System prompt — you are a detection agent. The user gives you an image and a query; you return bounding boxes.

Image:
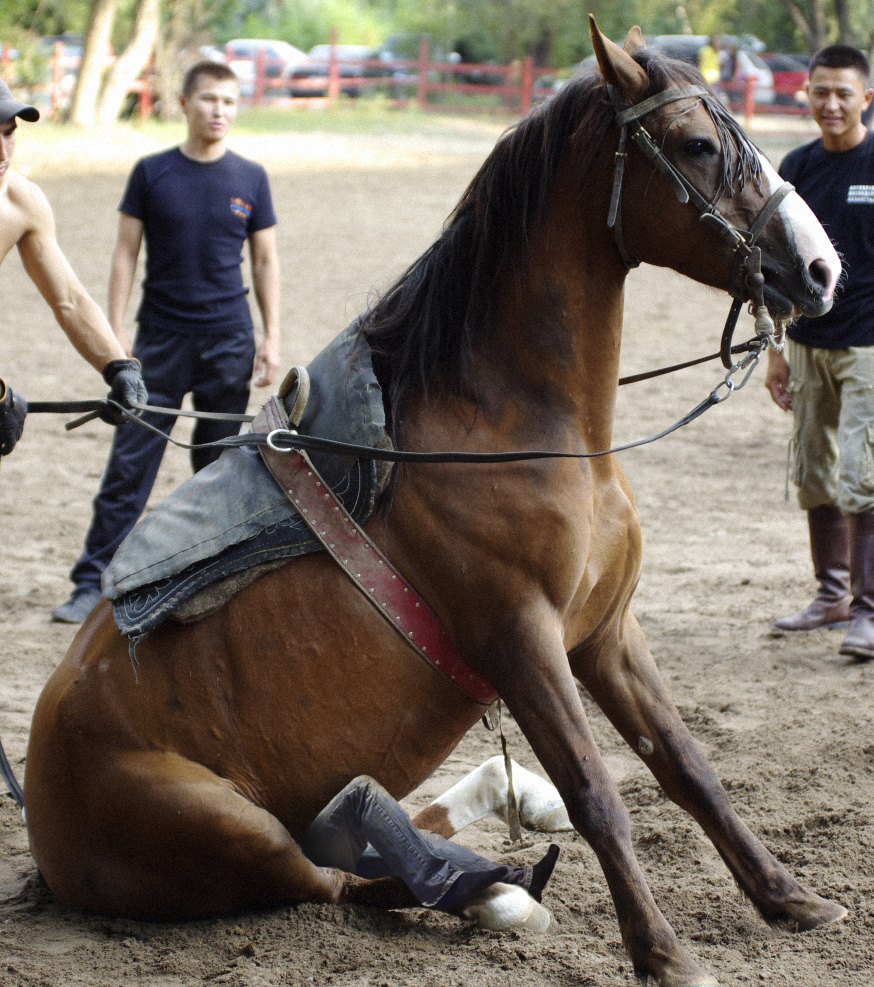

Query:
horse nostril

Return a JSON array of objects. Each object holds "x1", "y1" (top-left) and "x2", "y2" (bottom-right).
[{"x1": 808, "y1": 258, "x2": 832, "y2": 293}]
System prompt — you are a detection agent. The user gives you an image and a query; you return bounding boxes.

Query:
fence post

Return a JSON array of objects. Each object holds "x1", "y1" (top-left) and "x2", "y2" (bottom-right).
[
  {"x1": 254, "y1": 46, "x2": 267, "y2": 104},
  {"x1": 417, "y1": 38, "x2": 429, "y2": 110},
  {"x1": 51, "y1": 42, "x2": 64, "y2": 118},
  {"x1": 520, "y1": 55, "x2": 534, "y2": 115},
  {"x1": 139, "y1": 53, "x2": 155, "y2": 120},
  {"x1": 327, "y1": 28, "x2": 340, "y2": 104},
  {"x1": 743, "y1": 75, "x2": 755, "y2": 126}
]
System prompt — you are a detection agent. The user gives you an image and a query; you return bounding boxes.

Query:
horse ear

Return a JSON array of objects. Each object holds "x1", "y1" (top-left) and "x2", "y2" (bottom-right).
[
  {"x1": 589, "y1": 14, "x2": 648, "y2": 100},
  {"x1": 623, "y1": 26, "x2": 645, "y2": 55}
]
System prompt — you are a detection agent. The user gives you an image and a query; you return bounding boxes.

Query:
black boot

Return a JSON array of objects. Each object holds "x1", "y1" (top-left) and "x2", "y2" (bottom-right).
[
  {"x1": 839, "y1": 511, "x2": 874, "y2": 660},
  {"x1": 773, "y1": 504, "x2": 851, "y2": 631}
]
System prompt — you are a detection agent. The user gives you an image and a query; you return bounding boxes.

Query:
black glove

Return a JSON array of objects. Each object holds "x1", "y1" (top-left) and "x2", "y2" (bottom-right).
[
  {"x1": 100, "y1": 359, "x2": 148, "y2": 425},
  {"x1": 0, "y1": 378, "x2": 27, "y2": 456}
]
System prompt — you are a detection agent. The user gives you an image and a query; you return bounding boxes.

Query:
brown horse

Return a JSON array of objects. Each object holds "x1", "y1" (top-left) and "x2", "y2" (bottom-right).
[{"x1": 25, "y1": 20, "x2": 846, "y2": 987}]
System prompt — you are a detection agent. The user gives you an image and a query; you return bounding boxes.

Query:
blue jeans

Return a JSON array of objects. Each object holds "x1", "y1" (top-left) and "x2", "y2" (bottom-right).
[
  {"x1": 300, "y1": 777, "x2": 526, "y2": 910},
  {"x1": 70, "y1": 323, "x2": 255, "y2": 590}
]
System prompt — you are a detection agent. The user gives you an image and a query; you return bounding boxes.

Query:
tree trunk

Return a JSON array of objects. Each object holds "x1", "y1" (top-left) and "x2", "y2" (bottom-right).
[
  {"x1": 69, "y1": 0, "x2": 118, "y2": 126},
  {"x1": 833, "y1": 0, "x2": 854, "y2": 45},
  {"x1": 778, "y1": 0, "x2": 829, "y2": 52},
  {"x1": 96, "y1": 0, "x2": 161, "y2": 124}
]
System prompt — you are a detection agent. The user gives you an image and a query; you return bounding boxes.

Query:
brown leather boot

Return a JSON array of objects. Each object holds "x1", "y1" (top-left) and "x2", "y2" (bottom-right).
[
  {"x1": 773, "y1": 504, "x2": 851, "y2": 631},
  {"x1": 839, "y1": 511, "x2": 874, "y2": 660}
]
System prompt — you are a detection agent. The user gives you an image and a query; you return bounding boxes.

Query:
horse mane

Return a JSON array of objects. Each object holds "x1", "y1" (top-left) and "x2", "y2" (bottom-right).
[{"x1": 360, "y1": 48, "x2": 762, "y2": 432}]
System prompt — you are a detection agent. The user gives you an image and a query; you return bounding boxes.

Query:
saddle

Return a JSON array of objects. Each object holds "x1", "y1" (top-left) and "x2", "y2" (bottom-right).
[
  {"x1": 106, "y1": 321, "x2": 394, "y2": 637},
  {"x1": 106, "y1": 319, "x2": 497, "y2": 706}
]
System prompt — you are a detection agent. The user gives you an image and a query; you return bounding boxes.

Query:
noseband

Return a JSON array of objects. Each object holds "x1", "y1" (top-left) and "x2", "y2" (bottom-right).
[{"x1": 607, "y1": 84, "x2": 793, "y2": 366}]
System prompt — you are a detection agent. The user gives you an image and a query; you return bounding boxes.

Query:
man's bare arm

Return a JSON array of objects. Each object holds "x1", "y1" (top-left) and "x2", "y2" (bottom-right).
[
  {"x1": 249, "y1": 224, "x2": 281, "y2": 387},
  {"x1": 107, "y1": 213, "x2": 144, "y2": 356},
  {"x1": 16, "y1": 181, "x2": 126, "y2": 372}
]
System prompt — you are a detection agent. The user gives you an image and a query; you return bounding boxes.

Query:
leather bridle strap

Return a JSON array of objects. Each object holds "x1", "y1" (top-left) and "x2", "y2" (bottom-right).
[
  {"x1": 608, "y1": 85, "x2": 709, "y2": 267},
  {"x1": 607, "y1": 84, "x2": 793, "y2": 277},
  {"x1": 607, "y1": 83, "x2": 794, "y2": 367}
]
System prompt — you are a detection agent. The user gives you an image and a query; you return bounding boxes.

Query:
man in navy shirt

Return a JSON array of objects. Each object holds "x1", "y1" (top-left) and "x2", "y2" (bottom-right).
[
  {"x1": 53, "y1": 60, "x2": 281, "y2": 623},
  {"x1": 766, "y1": 45, "x2": 874, "y2": 660}
]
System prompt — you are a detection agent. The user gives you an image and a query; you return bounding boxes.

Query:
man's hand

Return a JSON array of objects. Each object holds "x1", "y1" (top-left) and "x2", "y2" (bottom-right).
[
  {"x1": 100, "y1": 359, "x2": 148, "y2": 425},
  {"x1": 253, "y1": 337, "x2": 280, "y2": 388},
  {"x1": 0, "y1": 379, "x2": 28, "y2": 455},
  {"x1": 765, "y1": 348, "x2": 792, "y2": 412}
]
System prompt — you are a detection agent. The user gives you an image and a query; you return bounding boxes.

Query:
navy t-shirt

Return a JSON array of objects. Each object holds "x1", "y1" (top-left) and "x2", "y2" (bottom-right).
[
  {"x1": 778, "y1": 131, "x2": 874, "y2": 348},
  {"x1": 120, "y1": 148, "x2": 277, "y2": 333}
]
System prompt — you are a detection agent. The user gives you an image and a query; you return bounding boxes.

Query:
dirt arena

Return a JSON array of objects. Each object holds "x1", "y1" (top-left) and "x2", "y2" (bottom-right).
[{"x1": 0, "y1": 114, "x2": 871, "y2": 986}]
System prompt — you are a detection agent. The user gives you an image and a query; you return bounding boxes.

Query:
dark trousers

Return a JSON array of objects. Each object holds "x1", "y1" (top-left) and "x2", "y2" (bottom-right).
[
  {"x1": 300, "y1": 776, "x2": 525, "y2": 910},
  {"x1": 70, "y1": 324, "x2": 255, "y2": 590}
]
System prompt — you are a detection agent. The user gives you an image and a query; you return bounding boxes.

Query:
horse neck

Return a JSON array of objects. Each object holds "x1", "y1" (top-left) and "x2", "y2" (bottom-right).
[{"x1": 480, "y1": 153, "x2": 628, "y2": 445}]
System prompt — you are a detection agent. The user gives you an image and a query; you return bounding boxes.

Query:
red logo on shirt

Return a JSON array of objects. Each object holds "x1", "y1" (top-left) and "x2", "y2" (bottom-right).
[{"x1": 230, "y1": 197, "x2": 253, "y2": 220}]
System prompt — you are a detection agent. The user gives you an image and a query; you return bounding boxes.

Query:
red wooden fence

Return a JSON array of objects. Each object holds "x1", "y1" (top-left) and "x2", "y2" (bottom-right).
[{"x1": 0, "y1": 38, "x2": 809, "y2": 124}]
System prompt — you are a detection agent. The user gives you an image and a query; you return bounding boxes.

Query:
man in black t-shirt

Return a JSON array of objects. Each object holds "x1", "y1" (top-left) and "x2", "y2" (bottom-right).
[
  {"x1": 53, "y1": 61, "x2": 281, "y2": 623},
  {"x1": 766, "y1": 45, "x2": 874, "y2": 660}
]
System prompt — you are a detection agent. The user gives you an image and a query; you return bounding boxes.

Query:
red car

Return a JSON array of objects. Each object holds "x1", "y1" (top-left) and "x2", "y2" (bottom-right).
[{"x1": 760, "y1": 52, "x2": 809, "y2": 107}]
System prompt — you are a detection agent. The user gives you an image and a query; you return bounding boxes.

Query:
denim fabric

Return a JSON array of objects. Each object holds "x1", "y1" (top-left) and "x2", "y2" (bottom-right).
[
  {"x1": 110, "y1": 459, "x2": 374, "y2": 636},
  {"x1": 300, "y1": 777, "x2": 520, "y2": 910},
  {"x1": 103, "y1": 321, "x2": 391, "y2": 603}
]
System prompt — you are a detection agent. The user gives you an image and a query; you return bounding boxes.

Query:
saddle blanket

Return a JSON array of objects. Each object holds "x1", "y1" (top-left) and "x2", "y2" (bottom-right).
[{"x1": 104, "y1": 321, "x2": 393, "y2": 637}]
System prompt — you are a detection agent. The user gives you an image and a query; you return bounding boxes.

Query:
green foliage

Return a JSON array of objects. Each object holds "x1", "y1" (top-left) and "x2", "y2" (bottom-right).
[
  {"x1": 217, "y1": 0, "x2": 390, "y2": 50},
  {"x1": 6, "y1": 0, "x2": 872, "y2": 88},
  {"x1": 0, "y1": 0, "x2": 92, "y2": 38}
]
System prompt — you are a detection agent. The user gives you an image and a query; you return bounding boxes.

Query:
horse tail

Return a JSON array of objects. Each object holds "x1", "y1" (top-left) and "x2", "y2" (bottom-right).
[{"x1": 0, "y1": 734, "x2": 24, "y2": 807}]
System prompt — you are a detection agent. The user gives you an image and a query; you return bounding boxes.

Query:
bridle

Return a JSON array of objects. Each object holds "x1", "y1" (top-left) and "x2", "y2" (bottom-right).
[{"x1": 606, "y1": 83, "x2": 793, "y2": 367}]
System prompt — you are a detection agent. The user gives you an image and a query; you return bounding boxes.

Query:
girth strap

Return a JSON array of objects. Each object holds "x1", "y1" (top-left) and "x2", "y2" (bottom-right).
[{"x1": 255, "y1": 396, "x2": 498, "y2": 707}]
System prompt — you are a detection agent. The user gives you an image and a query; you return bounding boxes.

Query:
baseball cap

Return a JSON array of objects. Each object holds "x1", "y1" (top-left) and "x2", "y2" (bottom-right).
[{"x1": 0, "y1": 80, "x2": 40, "y2": 124}]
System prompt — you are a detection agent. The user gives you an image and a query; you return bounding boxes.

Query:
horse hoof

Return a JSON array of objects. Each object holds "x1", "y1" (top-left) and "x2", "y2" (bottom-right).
[
  {"x1": 460, "y1": 883, "x2": 552, "y2": 933},
  {"x1": 768, "y1": 894, "x2": 848, "y2": 933},
  {"x1": 652, "y1": 966, "x2": 718, "y2": 987}
]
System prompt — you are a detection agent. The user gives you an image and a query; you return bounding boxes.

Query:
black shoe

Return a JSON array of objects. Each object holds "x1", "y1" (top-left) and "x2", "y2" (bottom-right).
[{"x1": 527, "y1": 844, "x2": 560, "y2": 902}]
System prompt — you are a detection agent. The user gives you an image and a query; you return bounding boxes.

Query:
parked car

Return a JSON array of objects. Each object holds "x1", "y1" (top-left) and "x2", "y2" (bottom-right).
[
  {"x1": 645, "y1": 35, "x2": 775, "y2": 104},
  {"x1": 287, "y1": 44, "x2": 382, "y2": 97},
  {"x1": 759, "y1": 52, "x2": 809, "y2": 106},
  {"x1": 221, "y1": 38, "x2": 308, "y2": 97}
]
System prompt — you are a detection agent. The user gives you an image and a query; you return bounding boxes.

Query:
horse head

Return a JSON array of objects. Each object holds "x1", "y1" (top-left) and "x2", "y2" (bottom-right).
[{"x1": 589, "y1": 16, "x2": 840, "y2": 325}]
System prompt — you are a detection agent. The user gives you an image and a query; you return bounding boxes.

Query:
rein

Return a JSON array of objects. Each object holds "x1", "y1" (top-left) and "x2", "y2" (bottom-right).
[
  {"x1": 25, "y1": 330, "x2": 768, "y2": 431},
  {"x1": 27, "y1": 336, "x2": 769, "y2": 466}
]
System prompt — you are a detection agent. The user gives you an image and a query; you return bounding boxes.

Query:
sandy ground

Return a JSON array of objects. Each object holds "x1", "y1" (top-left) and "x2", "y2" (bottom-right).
[{"x1": 0, "y1": 112, "x2": 871, "y2": 986}]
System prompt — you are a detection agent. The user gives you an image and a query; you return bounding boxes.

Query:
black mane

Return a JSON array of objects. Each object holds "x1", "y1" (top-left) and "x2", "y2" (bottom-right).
[{"x1": 361, "y1": 49, "x2": 762, "y2": 431}]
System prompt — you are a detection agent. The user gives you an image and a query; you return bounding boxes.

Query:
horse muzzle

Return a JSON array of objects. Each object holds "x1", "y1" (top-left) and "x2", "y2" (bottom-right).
[{"x1": 761, "y1": 255, "x2": 836, "y2": 322}]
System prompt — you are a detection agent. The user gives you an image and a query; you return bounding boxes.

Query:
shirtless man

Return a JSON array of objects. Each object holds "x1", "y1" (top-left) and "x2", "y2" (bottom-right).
[{"x1": 0, "y1": 79, "x2": 146, "y2": 457}]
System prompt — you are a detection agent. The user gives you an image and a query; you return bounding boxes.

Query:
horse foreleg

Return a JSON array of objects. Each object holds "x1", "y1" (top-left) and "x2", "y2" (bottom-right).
[
  {"x1": 491, "y1": 625, "x2": 717, "y2": 987},
  {"x1": 571, "y1": 614, "x2": 847, "y2": 932},
  {"x1": 410, "y1": 755, "x2": 573, "y2": 838},
  {"x1": 29, "y1": 750, "x2": 416, "y2": 920}
]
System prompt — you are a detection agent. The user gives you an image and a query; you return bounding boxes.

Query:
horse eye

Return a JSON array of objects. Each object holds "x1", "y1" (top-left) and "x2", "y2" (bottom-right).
[{"x1": 685, "y1": 139, "x2": 717, "y2": 159}]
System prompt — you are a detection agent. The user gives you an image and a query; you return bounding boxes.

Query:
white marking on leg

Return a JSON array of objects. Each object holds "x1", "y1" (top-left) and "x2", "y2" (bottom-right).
[{"x1": 433, "y1": 755, "x2": 573, "y2": 835}]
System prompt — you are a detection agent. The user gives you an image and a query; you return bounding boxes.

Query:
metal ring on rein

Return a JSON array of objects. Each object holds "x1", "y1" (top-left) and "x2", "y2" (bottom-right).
[{"x1": 712, "y1": 331, "x2": 772, "y2": 403}]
